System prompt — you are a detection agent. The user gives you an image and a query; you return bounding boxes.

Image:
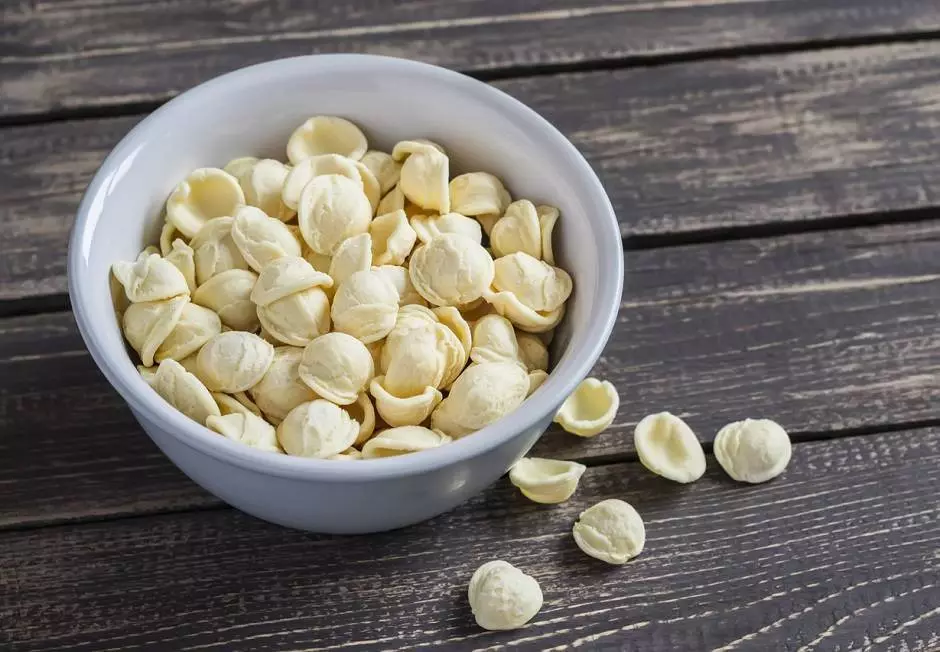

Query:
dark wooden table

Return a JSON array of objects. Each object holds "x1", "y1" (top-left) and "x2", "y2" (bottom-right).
[{"x1": 3, "y1": 2, "x2": 940, "y2": 650}]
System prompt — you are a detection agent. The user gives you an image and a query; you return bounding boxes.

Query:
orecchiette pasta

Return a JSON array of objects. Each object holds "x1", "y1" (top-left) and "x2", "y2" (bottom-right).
[
  {"x1": 196, "y1": 331, "x2": 275, "y2": 393},
  {"x1": 360, "y1": 426, "x2": 451, "y2": 459},
  {"x1": 370, "y1": 209, "x2": 417, "y2": 266},
  {"x1": 492, "y1": 252, "x2": 572, "y2": 312},
  {"x1": 431, "y1": 362, "x2": 529, "y2": 438},
  {"x1": 277, "y1": 399, "x2": 360, "y2": 458},
  {"x1": 112, "y1": 251, "x2": 190, "y2": 303},
  {"x1": 239, "y1": 158, "x2": 294, "y2": 221},
  {"x1": 375, "y1": 184, "x2": 405, "y2": 216},
  {"x1": 344, "y1": 393, "x2": 377, "y2": 446},
  {"x1": 249, "y1": 347, "x2": 317, "y2": 423},
  {"x1": 154, "y1": 301, "x2": 222, "y2": 363},
  {"x1": 331, "y1": 269, "x2": 400, "y2": 343},
  {"x1": 509, "y1": 457, "x2": 586, "y2": 504},
  {"x1": 369, "y1": 377, "x2": 443, "y2": 427},
  {"x1": 189, "y1": 216, "x2": 250, "y2": 286},
  {"x1": 286, "y1": 115, "x2": 368, "y2": 164},
  {"x1": 352, "y1": 159, "x2": 382, "y2": 213},
  {"x1": 297, "y1": 174, "x2": 372, "y2": 255},
  {"x1": 251, "y1": 257, "x2": 333, "y2": 346},
  {"x1": 409, "y1": 234, "x2": 495, "y2": 307},
  {"x1": 329, "y1": 233, "x2": 373, "y2": 290},
  {"x1": 298, "y1": 332, "x2": 374, "y2": 406},
  {"x1": 123, "y1": 295, "x2": 189, "y2": 367},
  {"x1": 467, "y1": 560, "x2": 542, "y2": 631},
  {"x1": 146, "y1": 358, "x2": 220, "y2": 425},
  {"x1": 231, "y1": 206, "x2": 302, "y2": 272},
  {"x1": 359, "y1": 150, "x2": 401, "y2": 195},
  {"x1": 554, "y1": 378, "x2": 619, "y2": 437},
  {"x1": 192, "y1": 268, "x2": 260, "y2": 332},
  {"x1": 207, "y1": 412, "x2": 282, "y2": 453},
  {"x1": 372, "y1": 265, "x2": 427, "y2": 307},
  {"x1": 281, "y1": 153, "x2": 361, "y2": 211},
  {"x1": 166, "y1": 167, "x2": 245, "y2": 238},
  {"x1": 536, "y1": 205, "x2": 560, "y2": 266},
  {"x1": 213, "y1": 391, "x2": 263, "y2": 418},
  {"x1": 490, "y1": 200, "x2": 541, "y2": 259},
  {"x1": 410, "y1": 211, "x2": 483, "y2": 245},
  {"x1": 449, "y1": 172, "x2": 511, "y2": 217},
  {"x1": 398, "y1": 143, "x2": 450, "y2": 214},
  {"x1": 164, "y1": 239, "x2": 197, "y2": 293},
  {"x1": 516, "y1": 333, "x2": 549, "y2": 372},
  {"x1": 482, "y1": 287, "x2": 565, "y2": 333},
  {"x1": 470, "y1": 314, "x2": 523, "y2": 367}
]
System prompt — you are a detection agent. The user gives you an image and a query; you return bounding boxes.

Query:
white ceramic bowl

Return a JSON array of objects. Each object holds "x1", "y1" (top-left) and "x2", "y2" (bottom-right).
[{"x1": 68, "y1": 55, "x2": 623, "y2": 534}]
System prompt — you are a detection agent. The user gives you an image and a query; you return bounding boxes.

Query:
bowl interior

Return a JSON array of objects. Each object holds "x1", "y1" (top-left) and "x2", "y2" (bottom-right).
[{"x1": 70, "y1": 55, "x2": 622, "y2": 472}]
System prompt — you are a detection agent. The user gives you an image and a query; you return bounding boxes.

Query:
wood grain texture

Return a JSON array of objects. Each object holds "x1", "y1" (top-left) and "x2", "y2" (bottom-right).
[
  {"x1": 5, "y1": 221, "x2": 940, "y2": 528},
  {"x1": 3, "y1": 0, "x2": 940, "y2": 118},
  {"x1": 8, "y1": 41, "x2": 940, "y2": 300},
  {"x1": 1, "y1": 429, "x2": 938, "y2": 651}
]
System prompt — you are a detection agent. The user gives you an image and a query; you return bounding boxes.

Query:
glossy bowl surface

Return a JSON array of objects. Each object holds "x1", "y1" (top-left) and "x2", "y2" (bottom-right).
[{"x1": 68, "y1": 54, "x2": 623, "y2": 533}]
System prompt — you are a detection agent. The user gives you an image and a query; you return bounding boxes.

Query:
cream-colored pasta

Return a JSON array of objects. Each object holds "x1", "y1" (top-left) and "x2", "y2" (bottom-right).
[
  {"x1": 509, "y1": 457, "x2": 586, "y2": 504},
  {"x1": 714, "y1": 418, "x2": 791, "y2": 483},
  {"x1": 431, "y1": 362, "x2": 529, "y2": 438},
  {"x1": 432, "y1": 306, "x2": 472, "y2": 386},
  {"x1": 554, "y1": 377, "x2": 619, "y2": 437},
  {"x1": 331, "y1": 447, "x2": 363, "y2": 460},
  {"x1": 352, "y1": 159, "x2": 382, "y2": 213},
  {"x1": 164, "y1": 239, "x2": 197, "y2": 293},
  {"x1": 375, "y1": 184, "x2": 405, "y2": 215},
  {"x1": 213, "y1": 391, "x2": 263, "y2": 418},
  {"x1": 286, "y1": 115, "x2": 368, "y2": 164},
  {"x1": 196, "y1": 331, "x2": 275, "y2": 393},
  {"x1": 240, "y1": 158, "x2": 294, "y2": 221},
  {"x1": 410, "y1": 211, "x2": 483, "y2": 245},
  {"x1": 467, "y1": 560, "x2": 542, "y2": 631},
  {"x1": 298, "y1": 333, "x2": 374, "y2": 406},
  {"x1": 470, "y1": 314, "x2": 523, "y2": 367},
  {"x1": 516, "y1": 333, "x2": 549, "y2": 372},
  {"x1": 223, "y1": 156, "x2": 260, "y2": 181},
  {"x1": 123, "y1": 295, "x2": 189, "y2": 367},
  {"x1": 361, "y1": 426, "x2": 451, "y2": 459},
  {"x1": 537, "y1": 205, "x2": 560, "y2": 266},
  {"x1": 166, "y1": 168, "x2": 245, "y2": 239},
  {"x1": 206, "y1": 412, "x2": 282, "y2": 453},
  {"x1": 251, "y1": 257, "x2": 333, "y2": 346},
  {"x1": 475, "y1": 213, "x2": 500, "y2": 237},
  {"x1": 490, "y1": 200, "x2": 541, "y2": 259},
  {"x1": 281, "y1": 153, "x2": 361, "y2": 211},
  {"x1": 370, "y1": 209, "x2": 417, "y2": 266},
  {"x1": 331, "y1": 269, "x2": 400, "y2": 343},
  {"x1": 572, "y1": 499, "x2": 645, "y2": 565},
  {"x1": 297, "y1": 174, "x2": 373, "y2": 255},
  {"x1": 230, "y1": 206, "x2": 302, "y2": 272},
  {"x1": 359, "y1": 150, "x2": 401, "y2": 195},
  {"x1": 449, "y1": 172, "x2": 511, "y2": 217},
  {"x1": 146, "y1": 358, "x2": 221, "y2": 425},
  {"x1": 159, "y1": 220, "x2": 182, "y2": 257},
  {"x1": 329, "y1": 233, "x2": 373, "y2": 293},
  {"x1": 380, "y1": 309, "x2": 447, "y2": 396},
  {"x1": 398, "y1": 144, "x2": 450, "y2": 214},
  {"x1": 482, "y1": 288, "x2": 564, "y2": 333},
  {"x1": 369, "y1": 377, "x2": 443, "y2": 427},
  {"x1": 277, "y1": 399, "x2": 360, "y2": 458},
  {"x1": 527, "y1": 370, "x2": 549, "y2": 396},
  {"x1": 112, "y1": 251, "x2": 190, "y2": 303},
  {"x1": 192, "y1": 268, "x2": 260, "y2": 332},
  {"x1": 409, "y1": 234, "x2": 495, "y2": 307},
  {"x1": 249, "y1": 346, "x2": 317, "y2": 423},
  {"x1": 391, "y1": 139, "x2": 445, "y2": 160},
  {"x1": 492, "y1": 252, "x2": 572, "y2": 312},
  {"x1": 189, "y1": 216, "x2": 250, "y2": 286},
  {"x1": 154, "y1": 302, "x2": 221, "y2": 363},
  {"x1": 344, "y1": 392, "x2": 377, "y2": 446},
  {"x1": 634, "y1": 412, "x2": 706, "y2": 484}
]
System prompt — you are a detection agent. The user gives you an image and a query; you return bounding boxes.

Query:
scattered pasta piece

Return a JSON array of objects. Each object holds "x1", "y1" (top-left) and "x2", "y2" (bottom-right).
[
  {"x1": 714, "y1": 418, "x2": 791, "y2": 483},
  {"x1": 509, "y1": 457, "x2": 586, "y2": 504},
  {"x1": 634, "y1": 412, "x2": 706, "y2": 483},
  {"x1": 554, "y1": 378, "x2": 619, "y2": 437},
  {"x1": 573, "y1": 499, "x2": 645, "y2": 565},
  {"x1": 468, "y1": 560, "x2": 542, "y2": 631}
]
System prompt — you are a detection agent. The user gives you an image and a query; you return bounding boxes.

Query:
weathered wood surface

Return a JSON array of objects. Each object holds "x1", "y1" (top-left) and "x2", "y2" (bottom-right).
[
  {"x1": 1, "y1": 429, "x2": 937, "y2": 651},
  {"x1": 4, "y1": 221, "x2": 940, "y2": 529},
  {"x1": 3, "y1": 0, "x2": 940, "y2": 118},
  {"x1": 8, "y1": 41, "x2": 940, "y2": 300}
]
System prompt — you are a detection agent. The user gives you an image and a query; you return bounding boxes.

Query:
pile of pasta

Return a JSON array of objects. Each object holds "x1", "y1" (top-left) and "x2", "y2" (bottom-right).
[{"x1": 111, "y1": 116, "x2": 574, "y2": 460}]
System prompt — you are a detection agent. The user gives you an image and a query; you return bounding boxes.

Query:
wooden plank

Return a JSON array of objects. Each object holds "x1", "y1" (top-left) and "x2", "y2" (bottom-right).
[
  {"x1": 8, "y1": 41, "x2": 940, "y2": 301},
  {"x1": 4, "y1": 221, "x2": 940, "y2": 528},
  {"x1": 3, "y1": 0, "x2": 940, "y2": 118},
  {"x1": 2, "y1": 429, "x2": 938, "y2": 651}
]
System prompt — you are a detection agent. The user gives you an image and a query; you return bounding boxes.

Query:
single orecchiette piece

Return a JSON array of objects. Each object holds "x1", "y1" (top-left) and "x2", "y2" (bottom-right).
[
  {"x1": 492, "y1": 252, "x2": 572, "y2": 312},
  {"x1": 112, "y1": 251, "x2": 190, "y2": 303},
  {"x1": 370, "y1": 209, "x2": 417, "y2": 266},
  {"x1": 468, "y1": 560, "x2": 542, "y2": 631},
  {"x1": 470, "y1": 314, "x2": 523, "y2": 367},
  {"x1": 536, "y1": 205, "x2": 560, "y2": 266},
  {"x1": 509, "y1": 457, "x2": 586, "y2": 504},
  {"x1": 475, "y1": 213, "x2": 500, "y2": 237},
  {"x1": 329, "y1": 233, "x2": 373, "y2": 290},
  {"x1": 397, "y1": 142, "x2": 450, "y2": 214},
  {"x1": 277, "y1": 399, "x2": 360, "y2": 458},
  {"x1": 154, "y1": 301, "x2": 222, "y2": 363},
  {"x1": 490, "y1": 200, "x2": 541, "y2": 259},
  {"x1": 189, "y1": 216, "x2": 250, "y2": 286},
  {"x1": 516, "y1": 333, "x2": 549, "y2": 372},
  {"x1": 449, "y1": 172, "x2": 511, "y2": 217},
  {"x1": 352, "y1": 160, "x2": 382, "y2": 213},
  {"x1": 159, "y1": 220, "x2": 181, "y2": 257},
  {"x1": 380, "y1": 309, "x2": 447, "y2": 396},
  {"x1": 223, "y1": 156, "x2": 259, "y2": 180},
  {"x1": 164, "y1": 239, "x2": 196, "y2": 293},
  {"x1": 123, "y1": 295, "x2": 189, "y2": 367},
  {"x1": 249, "y1": 346, "x2": 317, "y2": 423},
  {"x1": 359, "y1": 150, "x2": 401, "y2": 195},
  {"x1": 213, "y1": 391, "x2": 263, "y2": 419},
  {"x1": 375, "y1": 184, "x2": 405, "y2": 216},
  {"x1": 714, "y1": 418, "x2": 791, "y2": 484},
  {"x1": 431, "y1": 362, "x2": 529, "y2": 438},
  {"x1": 298, "y1": 332, "x2": 374, "y2": 406},
  {"x1": 196, "y1": 331, "x2": 275, "y2": 393},
  {"x1": 369, "y1": 377, "x2": 443, "y2": 427},
  {"x1": 286, "y1": 116, "x2": 368, "y2": 164},
  {"x1": 573, "y1": 499, "x2": 645, "y2": 565},
  {"x1": 360, "y1": 426, "x2": 451, "y2": 459},
  {"x1": 527, "y1": 369, "x2": 549, "y2": 396},
  {"x1": 250, "y1": 257, "x2": 333, "y2": 346},
  {"x1": 281, "y1": 153, "x2": 361, "y2": 210},
  {"x1": 345, "y1": 393, "x2": 377, "y2": 446},
  {"x1": 331, "y1": 447, "x2": 363, "y2": 460},
  {"x1": 483, "y1": 288, "x2": 565, "y2": 333},
  {"x1": 231, "y1": 205, "x2": 302, "y2": 272},
  {"x1": 372, "y1": 265, "x2": 427, "y2": 307},
  {"x1": 410, "y1": 211, "x2": 483, "y2": 245},
  {"x1": 331, "y1": 269, "x2": 400, "y2": 343},
  {"x1": 236, "y1": 158, "x2": 294, "y2": 221},
  {"x1": 634, "y1": 412, "x2": 706, "y2": 484},
  {"x1": 146, "y1": 358, "x2": 220, "y2": 425},
  {"x1": 409, "y1": 234, "x2": 495, "y2": 307},
  {"x1": 554, "y1": 378, "x2": 619, "y2": 437},
  {"x1": 206, "y1": 412, "x2": 282, "y2": 453},
  {"x1": 297, "y1": 174, "x2": 372, "y2": 255},
  {"x1": 166, "y1": 168, "x2": 245, "y2": 239},
  {"x1": 192, "y1": 268, "x2": 260, "y2": 332}
]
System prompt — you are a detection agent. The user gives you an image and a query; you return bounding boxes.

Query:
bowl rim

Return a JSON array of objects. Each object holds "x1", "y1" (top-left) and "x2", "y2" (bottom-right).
[{"x1": 67, "y1": 53, "x2": 624, "y2": 482}]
